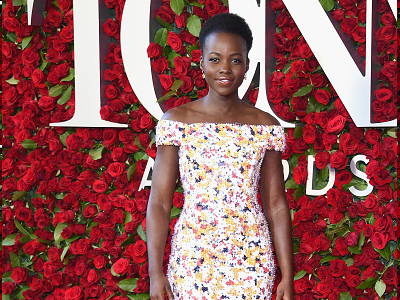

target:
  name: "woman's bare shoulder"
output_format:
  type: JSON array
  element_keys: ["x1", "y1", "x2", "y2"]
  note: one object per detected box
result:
[
  {"x1": 161, "y1": 100, "x2": 202, "y2": 123},
  {"x1": 242, "y1": 104, "x2": 281, "y2": 126}
]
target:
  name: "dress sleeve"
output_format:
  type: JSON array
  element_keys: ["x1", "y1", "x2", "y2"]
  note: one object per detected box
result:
[
  {"x1": 265, "y1": 125, "x2": 286, "y2": 152},
  {"x1": 155, "y1": 120, "x2": 185, "y2": 147}
]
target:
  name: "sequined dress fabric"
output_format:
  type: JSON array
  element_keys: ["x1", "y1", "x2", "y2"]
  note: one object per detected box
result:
[{"x1": 155, "y1": 120, "x2": 286, "y2": 300}]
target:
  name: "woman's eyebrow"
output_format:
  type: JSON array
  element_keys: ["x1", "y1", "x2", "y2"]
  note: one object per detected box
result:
[{"x1": 208, "y1": 52, "x2": 243, "y2": 57}]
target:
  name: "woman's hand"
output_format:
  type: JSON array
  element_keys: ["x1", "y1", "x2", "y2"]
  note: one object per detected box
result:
[
  {"x1": 275, "y1": 278, "x2": 294, "y2": 300},
  {"x1": 149, "y1": 273, "x2": 174, "y2": 300}
]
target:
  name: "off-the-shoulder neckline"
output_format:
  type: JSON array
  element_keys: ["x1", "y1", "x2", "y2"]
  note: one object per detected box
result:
[{"x1": 159, "y1": 119, "x2": 283, "y2": 128}]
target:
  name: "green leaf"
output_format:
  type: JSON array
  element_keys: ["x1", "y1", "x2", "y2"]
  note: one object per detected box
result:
[
  {"x1": 157, "y1": 90, "x2": 177, "y2": 103},
  {"x1": 13, "y1": 0, "x2": 24, "y2": 5},
  {"x1": 320, "y1": 255, "x2": 336, "y2": 264},
  {"x1": 168, "y1": 51, "x2": 181, "y2": 67},
  {"x1": 65, "y1": 236, "x2": 80, "y2": 244},
  {"x1": 22, "y1": 35, "x2": 33, "y2": 49},
  {"x1": 21, "y1": 139, "x2": 38, "y2": 150},
  {"x1": 294, "y1": 270, "x2": 307, "y2": 280},
  {"x1": 59, "y1": 132, "x2": 71, "y2": 147},
  {"x1": 137, "y1": 224, "x2": 147, "y2": 242},
  {"x1": 220, "y1": 0, "x2": 229, "y2": 6},
  {"x1": 89, "y1": 144, "x2": 105, "y2": 161},
  {"x1": 117, "y1": 278, "x2": 139, "y2": 292},
  {"x1": 293, "y1": 185, "x2": 305, "y2": 200},
  {"x1": 49, "y1": 84, "x2": 67, "y2": 97},
  {"x1": 5, "y1": 76, "x2": 19, "y2": 85},
  {"x1": 54, "y1": 222, "x2": 68, "y2": 248},
  {"x1": 2, "y1": 234, "x2": 18, "y2": 246},
  {"x1": 293, "y1": 125, "x2": 303, "y2": 139},
  {"x1": 124, "y1": 212, "x2": 133, "y2": 225},
  {"x1": 16, "y1": 285, "x2": 30, "y2": 299},
  {"x1": 358, "y1": 231, "x2": 365, "y2": 250},
  {"x1": 170, "y1": 0, "x2": 185, "y2": 15},
  {"x1": 338, "y1": 291, "x2": 352, "y2": 300},
  {"x1": 39, "y1": 60, "x2": 49, "y2": 71},
  {"x1": 281, "y1": 62, "x2": 292, "y2": 74},
  {"x1": 374, "y1": 244, "x2": 391, "y2": 261},
  {"x1": 374, "y1": 279, "x2": 386, "y2": 297},
  {"x1": 170, "y1": 206, "x2": 182, "y2": 218},
  {"x1": 14, "y1": 219, "x2": 32, "y2": 237},
  {"x1": 133, "y1": 151, "x2": 147, "y2": 162},
  {"x1": 57, "y1": 85, "x2": 73, "y2": 105},
  {"x1": 348, "y1": 245, "x2": 362, "y2": 254},
  {"x1": 156, "y1": 16, "x2": 173, "y2": 31},
  {"x1": 320, "y1": 166, "x2": 329, "y2": 181},
  {"x1": 319, "y1": 0, "x2": 335, "y2": 12},
  {"x1": 285, "y1": 178, "x2": 297, "y2": 189},
  {"x1": 386, "y1": 128, "x2": 396, "y2": 138},
  {"x1": 171, "y1": 79, "x2": 183, "y2": 92},
  {"x1": 3, "y1": 294, "x2": 10, "y2": 300},
  {"x1": 357, "y1": 277, "x2": 378, "y2": 289},
  {"x1": 6, "y1": 32, "x2": 18, "y2": 43},
  {"x1": 12, "y1": 191, "x2": 27, "y2": 201},
  {"x1": 60, "y1": 68, "x2": 75, "y2": 82},
  {"x1": 9, "y1": 251, "x2": 21, "y2": 267},
  {"x1": 154, "y1": 28, "x2": 168, "y2": 46},
  {"x1": 187, "y1": 15, "x2": 201, "y2": 37},
  {"x1": 127, "y1": 293, "x2": 151, "y2": 300},
  {"x1": 127, "y1": 164, "x2": 137, "y2": 181},
  {"x1": 293, "y1": 84, "x2": 313, "y2": 97},
  {"x1": 344, "y1": 257, "x2": 354, "y2": 267},
  {"x1": 111, "y1": 263, "x2": 121, "y2": 277}
]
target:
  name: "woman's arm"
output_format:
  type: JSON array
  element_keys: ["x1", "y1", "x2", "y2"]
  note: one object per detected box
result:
[
  {"x1": 259, "y1": 149, "x2": 294, "y2": 300},
  {"x1": 147, "y1": 145, "x2": 179, "y2": 300}
]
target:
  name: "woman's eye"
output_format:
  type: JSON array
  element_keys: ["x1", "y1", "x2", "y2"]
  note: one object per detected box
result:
[
  {"x1": 209, "y1": 57, "x2": 219, "y2": 62},
  {"x1": 232, "y1": 58, "x2": 242, "y2": 63}
]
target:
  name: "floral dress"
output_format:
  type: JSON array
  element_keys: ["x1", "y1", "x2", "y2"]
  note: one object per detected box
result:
[{"x1": 155, "y1": 120, "x2": 286, "y2": 300}]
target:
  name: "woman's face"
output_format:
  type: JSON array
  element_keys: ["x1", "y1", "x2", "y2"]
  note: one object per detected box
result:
[{"x1": 200, "y1": 31, "x2": 249, "y2": 98}]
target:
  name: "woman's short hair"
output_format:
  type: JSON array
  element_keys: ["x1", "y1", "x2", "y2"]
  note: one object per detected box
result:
[{"x1": 199, "y1": 13, "x2": 253, "y2": 54}]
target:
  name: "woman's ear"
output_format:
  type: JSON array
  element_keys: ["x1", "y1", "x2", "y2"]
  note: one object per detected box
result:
[
  {"x1": 200, "y1": 56, "x2": 204, "y2": 70},
  {"x1": 246, "y1": 57, "x2": 250, "y2": 73}
]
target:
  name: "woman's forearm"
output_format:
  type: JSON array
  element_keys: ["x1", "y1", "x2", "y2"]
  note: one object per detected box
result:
[{"x1": 146, "y1": 200, "x2": 172, "y2": 276}]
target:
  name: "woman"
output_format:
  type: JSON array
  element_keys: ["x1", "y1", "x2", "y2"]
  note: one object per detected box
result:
[{"x1": 146, "y1": 13, "x2": 294, "y2": 300}]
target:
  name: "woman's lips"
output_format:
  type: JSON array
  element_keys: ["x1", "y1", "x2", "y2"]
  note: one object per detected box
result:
[{"x1": 216, "y1": 78, "x2": 233, "y2": 85}]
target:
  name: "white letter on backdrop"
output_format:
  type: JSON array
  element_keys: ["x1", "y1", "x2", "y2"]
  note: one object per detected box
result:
[
  {"x1": 306, "y1": 155, "x2": 335, "y2": 196},
  {"x1": 120, "y1": 1, "x2": 164, "y2": 121},
  {"x1": 282, "y1": 0, "x2": 396, "y2": 127},
  {"x1": 229, "y1": 0, "x2": 295, "y2": 128},
  {"x1": 28, "y1": 0, "x2": 127, "y2": 127},
  {"x1": 139, "y1": 157, "x2": 155, "y2": 191},
  {"x1": 349, "y1": 155, "x2": 373, "y2": 197}
]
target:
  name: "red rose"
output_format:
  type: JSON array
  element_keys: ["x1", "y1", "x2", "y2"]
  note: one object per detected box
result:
[
  {"x1": 374, "y1": 88, "x2": 392, "y2": 101},
  {"x1": 315, "y1": 151, "x2": 330, "y2": 169},
  {"x1": 103, "y1": 128, "x2": 118, "y2": 147},
  {"x1": 382, "y1": 266, "x2": 397, "y2": 286},
  {"x1": 293, "y1": 165, "x2": 307, "y2": 185},
  {"x1": 313, "y1": 281, "x2": 330, "y2": 298},
  {"x1": 2, "y1": 281, "x2": 16, "y2": 294},
  {"x1": 379, "y1": 61, "x2": 396, "y2": 83},
  {"x1": 314, "y1": 89, "x2": 331, "y2": 105},
  {"x1": 113, "y1": 258, "x2": 129, "y2": 274},
  {"x1": 369, "y1": 167, "x2": 392, "y2": 186},
  {"x1": 11, "y1": 267, "x2": 28, "y2": 284},
  {"x1": 38, "y1": 96, "x2": 57, "y2": 111},
  {"x1": 152, "y1": 58, "x2": 169, "y2": 74},
  {"x1": 65, "y1": 286, "x2": 84, "y2": 300},
  {"x1": 267, "y1": 86, "x2": 284, "y2": 104},
  {"x1": 167, "y1": 32, "x2": 183, "y2": 51},
  {"x1": 330, "y1": 151, "x2": 348, "y2": 170},
  {"x1": 346, "y1": 275, "x2": 361, "y2": 288},
  {"x1": 191, "y1": 49, "x2": 202, "y2": 62},
  {"x1": 377, "y1": 25, "x2": 396, "y2": 42},
  {"x1": 326, "y1": 115, "x2": 346, "y2": 134},
  {"x1": 370, "y1": 232, "x2": 388, "y2": 249},
  {"x1": 58, "y1": 0, "x2": 72, "y2": 11},
  {"x1": 46, "y1": 8, "x2": 64, "y2": 27},
  {"x1": 302, "y1": 124, "x2": 317, "y2": 144},
  {"x1": 334, "y1": 170, "x2": 352, "y2": 188},
  {"x1": 60, "y1": 25, "x2": 74, "y2": 42},
  {"x1": 140, "y1": 114, "x2": 155, "y2": 130},
  {"x1": 107, "y1": 162, "x2": 125, "y2": 177},
  {"x1": 155, "y1": 5, "x2": 174, "y2": 24},
  {"x1": 330, "y1": 259, "x2": 346, "y2": 277},
  {"x1": 175, "y1": 12, "x2": 189, "y2": 28},
  {"x1": 173, "y1": 56, "x2": 192, "y2": 77},
  {"x1": 341, "y1": 17, "x2": 358, "y2": 35},
  {"x1": 103, "y1": 19, "x2": 119, "y2": 37},
  {"x1": 133, "y1": 277, "x2": 150, "y2": 293},
  {"x1": 173, "y1": 192, "x2": 184, "y2": 208},
  {"x1": 15, "y1": 206, "x2": 33, "y2": 222},
  {"x1": 345, "y1": 231, "x2": 359, "y2": 247},
  {"x1": 132, "y1": 240, "x2": 147, "y2": 263},
  {"x1": 159, "y1": 74, "x2": 174, "y2": 90},
  {"x1": 147, "y1": 42, "x2": 163, "y2": 58}
]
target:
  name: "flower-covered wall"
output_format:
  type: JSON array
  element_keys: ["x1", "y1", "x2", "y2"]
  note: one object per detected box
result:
[{"x1": 1, "y1": 0, "x2": 398, "y2": 299}]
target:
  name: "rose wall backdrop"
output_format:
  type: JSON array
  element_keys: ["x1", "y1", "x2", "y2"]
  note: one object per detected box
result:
[{"x1": 1, "y1": 0, "x2": 398, "y2": 299}]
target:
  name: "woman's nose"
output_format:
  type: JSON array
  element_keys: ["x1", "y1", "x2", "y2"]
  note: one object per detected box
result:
[{"x1": 219, "y1": 60, "x2": 231, "y2": 73}]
